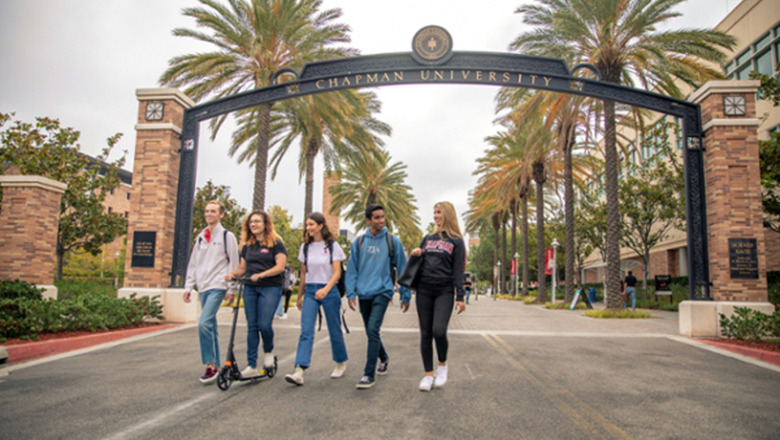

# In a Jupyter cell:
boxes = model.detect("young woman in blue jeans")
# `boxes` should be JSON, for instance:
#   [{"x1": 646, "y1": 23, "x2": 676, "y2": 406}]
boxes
[
  {"x1": 285, "y1": 212, "x2": 348, "y2": 386},
  {"x1": 226, "y1": 210, "x2": 287, "y2": 378}
]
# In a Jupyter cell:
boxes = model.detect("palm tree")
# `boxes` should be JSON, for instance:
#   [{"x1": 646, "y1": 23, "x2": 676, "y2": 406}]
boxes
[
  {"x1": 268, "y1": 89, "x2": 390, "y2": 220},
  {"x1": 160, "y1": 0, "x2": 355, "y2": 210},
  {"x1": 327, "y1": 148, "x2": 421, "y2": 243},
  {"x1": 512, "y1": 0, "x2": 735, "y2": 308}
]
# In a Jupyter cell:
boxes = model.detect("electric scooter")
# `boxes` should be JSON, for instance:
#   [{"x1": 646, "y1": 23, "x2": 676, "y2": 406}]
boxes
[{"x1": 216, "y1": 277, "x2": 278, "y2": 391}]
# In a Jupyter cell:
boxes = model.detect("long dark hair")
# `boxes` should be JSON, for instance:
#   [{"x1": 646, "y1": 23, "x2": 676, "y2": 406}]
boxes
[{"x1": 305, "y1": 212, "x2": 335, "y2": 244}]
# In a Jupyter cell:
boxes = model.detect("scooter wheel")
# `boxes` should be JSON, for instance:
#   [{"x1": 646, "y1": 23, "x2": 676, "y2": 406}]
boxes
[
  {"x1": 216, "y1": 366, "x2": 232, "y2": 391},
  {"x1": 266, "y1": 356, "x2": 278, "y2": 378}
]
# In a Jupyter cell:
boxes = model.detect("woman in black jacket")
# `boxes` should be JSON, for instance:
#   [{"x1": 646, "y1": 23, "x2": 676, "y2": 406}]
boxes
[{"x1": 410, "y1": 201, "x2": 466, "y2": 391}]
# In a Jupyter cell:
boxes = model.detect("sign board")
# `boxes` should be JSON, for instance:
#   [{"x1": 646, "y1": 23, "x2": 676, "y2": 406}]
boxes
[
  {"x1": 131, "y1": 231, "x2": 156, "y2": 268},
  {"x1": 728, "y1": 238, "x2": 758, "y2": 279},
  {"x1": 655, "y1": 275, "x2": 672, "y2": 293}
]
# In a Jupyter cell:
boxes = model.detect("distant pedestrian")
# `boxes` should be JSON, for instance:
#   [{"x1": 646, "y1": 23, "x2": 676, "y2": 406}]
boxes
[
  {"x1": 346, "y1": 204, "x2": 411, "y2": 389},
  {"x1": 464, "y1": 274, "x2": 472, "y2": 304},
  {"x1": 624, "y1": 271, "x2": 638, "y2": 310},
  {"x1": 275, "y1": 264, "x2": 295, "y2": 320},
  {"x1": 183, "y1": 200, "x2": 239, "y2": 384},
  {"x1": 226, "y1": 210, "x2": 287, "y2": 378},
  {"x1": 410, "y1": 201, "x2": 466, "y2": 391},
  {"x1": 285, "y1": 212, "x2": 348, "y2": 386}
]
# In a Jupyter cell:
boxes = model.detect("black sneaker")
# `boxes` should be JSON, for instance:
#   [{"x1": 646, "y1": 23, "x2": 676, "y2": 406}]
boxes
[
  {"x1": 377, "y1": 359, "x2": 389, "y2": 375},
  {"x1": 356, "y1": 375, "x2": 375, "y2": 389}
]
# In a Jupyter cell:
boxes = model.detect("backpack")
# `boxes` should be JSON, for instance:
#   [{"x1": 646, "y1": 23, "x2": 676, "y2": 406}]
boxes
[
  {"x1": 303, "y1": 240, "x2": 346, "y2": 297},
  {"x1": 356, "y1": 232, "x2": 397, "y2": 283},
  {"x1": 198, "y1": 229, "x2": 237, "y2": 263}
]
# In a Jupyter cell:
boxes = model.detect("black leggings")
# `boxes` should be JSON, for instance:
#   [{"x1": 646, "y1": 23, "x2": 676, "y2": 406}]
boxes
[
  {"x1": 282, "y1": 289, "x2": 292, "y2": 313},
  {"x1": 415, "y1": 285, "x2": 454, "y2": 372}
]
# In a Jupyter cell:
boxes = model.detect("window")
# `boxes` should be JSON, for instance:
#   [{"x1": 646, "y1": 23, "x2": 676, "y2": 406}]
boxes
[
  {"x1": 736, "y1": 49, "x2": 752, "y2": 67},
  {"x1": 755, "y1": 50, "x2": 773, "y2": 75},
  {"x1": 755, "y1": 32, "x2": 771, "y2": 51},
  {"x1": 124, "y1": 211, "x2": 129, "y2": 218},
  {"x1": 126, "y1": 192, "x2": 130, "y2": 200},
  {"x1": 108, "y1": 207, "x2": 113, "y2": 213}
]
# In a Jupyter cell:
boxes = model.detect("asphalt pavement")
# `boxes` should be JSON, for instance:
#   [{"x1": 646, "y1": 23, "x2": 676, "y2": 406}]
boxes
[{"x1": 1, "y1": 295, "x2": 779, "y2": 440}]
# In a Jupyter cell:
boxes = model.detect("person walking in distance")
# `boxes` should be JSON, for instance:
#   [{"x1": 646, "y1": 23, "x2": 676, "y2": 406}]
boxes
[
  {"x1": 624, "y1": 270, "x2": 638, "y2": 311},
  {"x1": 285, "y1": 212, "x2": 349, "y2": 386},
  {"x1": 410, "y1": 201, "x2": 466, "y2": 391},
  {"x1": 183, "y1": 200, "x2": 239, "y2": 384},
  {"x1": 463, "y1": 274, "x2": 472, "y2": 305},
  {"x1": 346, "y1": 204, "x2": 411, "y2": 389},
  {"x1": 226, "y1": 210, "x2": 287, "y2": 378}
]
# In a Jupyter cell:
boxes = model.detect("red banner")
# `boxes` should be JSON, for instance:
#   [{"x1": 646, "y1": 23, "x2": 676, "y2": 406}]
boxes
[
  {"x1": 544, "y1": 248, "x2": 554, "y2": 275},
  {"x1": 510, "y1": 259, "x2": 517, "y2": 276}
]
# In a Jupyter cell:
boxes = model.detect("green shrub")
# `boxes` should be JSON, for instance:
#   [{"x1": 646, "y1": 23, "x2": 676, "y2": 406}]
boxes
[
  {"x1": 54, "y1": 279, "x2": 117, "y2": 301},
  {"x1": 585, "y1": 309, "x2": 653, "y2": 319},
  {"x1": 0, "y1": 279, "x2": 44, "y2": 301},
  {"x1": 719, "y1": 306, "x2": 780, "y2": 340}
]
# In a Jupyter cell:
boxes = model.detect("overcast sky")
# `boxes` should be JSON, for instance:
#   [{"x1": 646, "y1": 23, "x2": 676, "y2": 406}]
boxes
[{"x1": 0, "y1": 0, "x2": 740, "y2": 235}]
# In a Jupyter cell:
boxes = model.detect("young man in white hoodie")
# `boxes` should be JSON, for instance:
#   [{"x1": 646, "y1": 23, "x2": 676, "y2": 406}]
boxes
[
  {"x1": 346, "y1": 204, "x2": 411, "y2": 389},
  {"x1": 183, "y1": 201, "x2": 239, "y2": 384}
]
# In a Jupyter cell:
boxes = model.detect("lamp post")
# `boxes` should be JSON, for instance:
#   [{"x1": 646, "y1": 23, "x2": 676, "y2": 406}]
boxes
[
  {"x1": 496, "y1": 260, "x2": 502, "y2": 299},
  {"x1": 551, "y1": 238, "x2": 559, "y2": 305},
  {"x1": 513, "y1": 252, "x2": 520, "y2": 297}
]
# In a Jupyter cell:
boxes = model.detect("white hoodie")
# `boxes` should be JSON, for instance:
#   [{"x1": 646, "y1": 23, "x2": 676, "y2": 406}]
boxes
[{"x1": 183, "y1": 223, "x2": 239, "y2": 294}]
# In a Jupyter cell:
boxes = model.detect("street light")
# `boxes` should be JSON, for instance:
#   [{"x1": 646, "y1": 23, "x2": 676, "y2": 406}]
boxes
[
  {"x1": 496, "y1": 260, "x2": 502, "y2": 299},
  {"x1": 551, "y1": 238, "x2": 559, "y2": 305},
  {"x1": 514, "y1": 252, "x2": 520, "y2": 297}
]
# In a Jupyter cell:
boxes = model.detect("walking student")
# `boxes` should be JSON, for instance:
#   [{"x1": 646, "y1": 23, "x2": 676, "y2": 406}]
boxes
[
  {"x1": 285, "y1": 212, "x2": 348, "y2": 386},
  {"x1": 226, "y1": 210, "x2": 287, "y2": 378},
  {"x1": 624, "y1": 270, "x2": 638, "y2": 311},
  {"x1": 183, "y1": 200, "x2": 239, "y2": 384},
  {"x1": 410, "y1": 201, "x2": 466, "y2": 392},
  {"x1": 346, "y1": 204, "x2": 411, "y2": 389}
]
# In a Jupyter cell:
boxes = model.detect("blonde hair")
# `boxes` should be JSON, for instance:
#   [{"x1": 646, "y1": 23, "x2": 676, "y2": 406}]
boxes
[
  {"x1": 241, "y1": 210, "x2": 282, "y2": 248},
  {"x1": 434, "y1": 201, "x2": 462, "y2": 239}
]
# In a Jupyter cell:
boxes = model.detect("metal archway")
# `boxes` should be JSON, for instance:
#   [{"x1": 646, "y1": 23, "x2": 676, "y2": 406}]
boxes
[{"x1": 171, "y1": 27, "x2": 710, "y2": 300}]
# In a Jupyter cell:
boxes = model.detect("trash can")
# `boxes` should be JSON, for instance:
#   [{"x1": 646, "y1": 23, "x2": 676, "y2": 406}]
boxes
[{"x1": 588, "y1": 287, "x2": 596, "y2": 303}]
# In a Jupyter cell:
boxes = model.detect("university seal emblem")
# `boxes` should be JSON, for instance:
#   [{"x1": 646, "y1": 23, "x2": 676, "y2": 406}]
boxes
[{"x1": 412, "y1": 25, "x2": 453, "y2": 65}]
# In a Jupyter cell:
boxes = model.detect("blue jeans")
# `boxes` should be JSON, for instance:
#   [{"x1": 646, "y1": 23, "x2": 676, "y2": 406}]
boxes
[
  {"x1": 294, "y1": 284, "x2": 348, "y2": 368},
  {"x1": 358, "y1": 294, "x2": 390, "y2": 378},
  {"x1": 465, "y1": 289, "x2": 471, "y2": 304},
  {"x1": 275, "y1": 295, "x2": 284, "y2": 316},
  {"x1": 625, "y1": 287, "x2": 636, "y2": 310},
  {"x1": 198, "y1": 289, "x2": 226, "y2": 366},
  {"x1": 243, "y1": 284, "x2": 282, "y2": 368}
]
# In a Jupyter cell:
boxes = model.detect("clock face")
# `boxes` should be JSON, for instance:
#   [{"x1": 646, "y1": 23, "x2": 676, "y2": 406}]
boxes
[
  {"x1": 723, "y1": 95, "x2": 746, "y2": 116},
  {"x1": 145, "y1": 102, "x2": 164, "y2": 121}
]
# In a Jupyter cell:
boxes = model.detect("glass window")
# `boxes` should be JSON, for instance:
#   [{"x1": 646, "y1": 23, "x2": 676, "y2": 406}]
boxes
[
  {"x1": 736, "y1": 49, "x2": 752, "y2": 66},
  {"x1": 756, "y1": 50, "x2": 773, "y2": 75},
  {"x1": 725, "y1": 62, "x2": 735, "y2": 75},
  {"x1": 754, "y1": 32, "x2": 771, "y2": 50},
  {"x1": 737, "y1": 64, "x2": 753, "y2": 80}
]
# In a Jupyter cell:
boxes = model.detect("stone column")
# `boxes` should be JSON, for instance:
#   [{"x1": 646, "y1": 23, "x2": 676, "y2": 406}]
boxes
[
  {"x1": 0, "y1": 175, "x2": 67, "y2": 299},
  {"x1": 118, "y1": 88, "x2": 199, "y2": 322},
  {"x1": 680, "y1": 80, "x2": 774, "y2": 336}
]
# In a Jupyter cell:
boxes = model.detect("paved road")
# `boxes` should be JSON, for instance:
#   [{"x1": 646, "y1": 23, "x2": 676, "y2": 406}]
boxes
[{"x1": 1, "y1": 297, "x2": 779, "y2": 439}]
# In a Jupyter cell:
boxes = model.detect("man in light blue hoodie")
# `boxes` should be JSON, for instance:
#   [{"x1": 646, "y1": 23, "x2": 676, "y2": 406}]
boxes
[{"x1": 346, "y1": 204, "x2": 411, "y2": 389}]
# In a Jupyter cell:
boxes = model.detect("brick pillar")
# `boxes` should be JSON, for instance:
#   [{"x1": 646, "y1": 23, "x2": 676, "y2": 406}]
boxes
[
  {"x1": 680, "y1": 80, "x2": 773, "y2": 336},
  {"x1": 323, "y1": 171, "x2": 340, "y2": 234},
  {"x1": 118, "y1": 89, "x2": 197, "y2": 322},
  {"x1": 0, "y1": 175, "x2": 67, "y2": 299}
]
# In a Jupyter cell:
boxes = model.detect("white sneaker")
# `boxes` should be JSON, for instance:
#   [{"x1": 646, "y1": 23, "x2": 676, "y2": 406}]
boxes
[
  {"x1": 285, "y1": 367, "x2": 304, "y2": 386},
  {"x1": 419, "y1": 375, "x2": 434, "y2": 392},
  {"x1": 279, "y1": 314, "x2": 288, "y2": 320},
  {"x1": 263, "y1": 353, "x2": 275, "y2": 369},
  {"x1": 331, "y1": 361, "x2": 347, "y2": 379},
  {"x1": 241, "y1": 365, "x2": 260, "y2": 378},
  {"x1": 434, "y1": 365, "x2": 448, "y2": 388}
]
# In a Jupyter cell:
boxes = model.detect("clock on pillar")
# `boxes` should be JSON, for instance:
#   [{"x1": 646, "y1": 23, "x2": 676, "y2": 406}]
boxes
[
  {"x1": 723, "y1": 95, "x2": 746, "y2": 116},
  {"x1": 145, "y1": 102, "x2": 164, "y2": 121}
]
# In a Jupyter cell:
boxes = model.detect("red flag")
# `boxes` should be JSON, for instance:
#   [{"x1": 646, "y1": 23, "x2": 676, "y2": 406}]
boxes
[{"x1": 544, "y1": 249, "x2": 554, "y2": 275}]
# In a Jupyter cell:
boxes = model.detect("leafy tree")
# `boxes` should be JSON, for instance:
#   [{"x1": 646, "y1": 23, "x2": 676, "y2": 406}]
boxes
[
  {"x1": 0, "y1": 113, "x2": 127, "y2": 280},
  {"x1": 512, "y1": 0, "x2": 735, "y2": 308},
  {"x1": 160, "y1": 0, "x2": 354, "y2": 210},
  {"x1": 752, "y1": 64, "x2": 780, "y2": 232},
  {"x1": 191, "y1": 179, "x2": 247, "y2": 244},
  {"x1": 267, "y1": 205, "x2": 302, "y2": 273}
]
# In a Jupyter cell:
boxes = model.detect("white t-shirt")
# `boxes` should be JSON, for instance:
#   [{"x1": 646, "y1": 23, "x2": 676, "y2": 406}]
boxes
[{"x1": 298, "y1": 240, "x2": 346, "y2": 285}]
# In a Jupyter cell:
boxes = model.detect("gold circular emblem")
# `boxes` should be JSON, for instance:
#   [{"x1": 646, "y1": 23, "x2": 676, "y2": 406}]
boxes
[{"x1": 412, "y1": 26, "x2": 452, "y2": 64}]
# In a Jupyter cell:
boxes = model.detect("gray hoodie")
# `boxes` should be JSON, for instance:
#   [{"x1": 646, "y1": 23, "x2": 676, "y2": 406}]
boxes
[{"x1": 184, "y1": 223, "x2": 239, "y2": 294}]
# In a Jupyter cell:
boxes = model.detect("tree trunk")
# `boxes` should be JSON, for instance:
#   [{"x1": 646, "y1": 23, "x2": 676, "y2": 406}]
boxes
[
  {"x1": 501, "y1": 212, "x2": 507, "y2": 295},
  {"x1": 510, "y1": 199, "x2": 517, "y2": 297},
  {"x1": 563, "y1": 126, "x2": 576, "y2": 304},
  {"x1": 252, "y1": 103, "x2": 272, "y2": 211},
  {"x1": 603, "y1": 99, "x2": 623, "y2": 309},
  {"x1": 56, "y1": 250, "x2": 64, "y2": 281},
  {"x1": 492, "y1": 214, "x2": 500, "y2": 295},
  {"x1": 303, "y1": 137, "x2": 319, "y2": 219},
  {"x1": 533, "y1": 162, "x2": 547, "y2": 303},
  {"x1": 522, "y1": 192, "x2": 529, "y2": 297}
]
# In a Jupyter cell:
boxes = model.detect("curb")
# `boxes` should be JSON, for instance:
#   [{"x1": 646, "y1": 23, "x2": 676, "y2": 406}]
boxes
[
  {"x1": 694, "y1": 338, "x2": 780, "y2": 368},
  {"x1": 1, "y1": 324, "x2": 181, "y2": 364}
]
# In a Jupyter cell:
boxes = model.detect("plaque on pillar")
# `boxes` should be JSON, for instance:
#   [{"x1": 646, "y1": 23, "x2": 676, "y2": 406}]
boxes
[
  {"x1": 131, "y1": 231, "x2": 156, "y2": 268},
  {"x1": 728, "y1": 238, "x2": 758, "y2": 279}
]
